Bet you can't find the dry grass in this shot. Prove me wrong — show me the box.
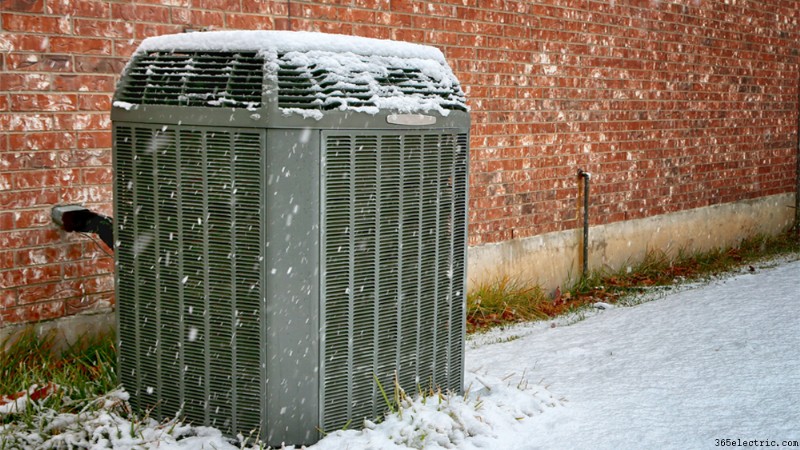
[467,231,800,333]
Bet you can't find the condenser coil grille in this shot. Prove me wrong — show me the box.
[115,124,264,434]
[320,131,468,431]
[117,52,264,108]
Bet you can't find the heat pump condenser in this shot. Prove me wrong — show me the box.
[112,30,469,446]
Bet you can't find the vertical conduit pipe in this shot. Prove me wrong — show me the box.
[795,86,800,232]
[578,169,591,278]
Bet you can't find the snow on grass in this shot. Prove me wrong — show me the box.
[0,389,254,450]
[312,372,560,450]
[1,374,559,450]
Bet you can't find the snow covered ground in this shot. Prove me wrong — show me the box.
[465,257,800,450]
[3,257,798,449]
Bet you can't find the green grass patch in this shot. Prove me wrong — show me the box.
[0,329,117,425]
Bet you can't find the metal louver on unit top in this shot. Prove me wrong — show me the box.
[116,51,265,108]
[276,53,468,111]
[113,30,470,447]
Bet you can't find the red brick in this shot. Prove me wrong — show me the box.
[0,288,18,309]
[77,93,112,111]
[0,252,13,272]
[1,152,60,171]
[93,273,114,291]
[82,167,112,185]
[58,148,111,167]
[4,263,61,288]
[1,301,64,325]
[136,0,189,6]
[314,21,351,35]
[5,53,73,72]
[225,13,274,30]
[10,94,78,112]
[190,10,224,27]
[52,75,114,92]
[9,132,78,151]
[49,37,113,55]
[45,0,110,18]
[76,131,111,149]
[133,23,184,39]
[339,8,376,23]
[1,13,70,33]
[6,113,59,132]
[353,24,390,39]
[111,3,170,22]
[298,4,337,20]
[0,212,13,230]
[242,0,286,15]
[0,228,60,250]
[2,0,44,13]
[0,269,24,290]
[73,56,126,74]
[68,113,110,131]
[0,188,59,209]
[73,19,134,38]
[0,73,51,91]
[63,257,112,279]
[114,40,139,58]
[60,184,112,204]
[13,207,57,228]
[196,0,240,11]
[17,280,82,305]
[65,291,114,315]
[273,17,290,30]
[389,0,420,14]
[12,169,77,189]
[0,33,49,52]
[15,246,60,267]
[170,8,192,25]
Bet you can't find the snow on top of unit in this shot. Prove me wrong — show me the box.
[135,30,447,63]
[275,49,465,118]
[127,31,467,117]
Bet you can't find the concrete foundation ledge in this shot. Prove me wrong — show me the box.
[0,311,115,354]
[468,193,796,293]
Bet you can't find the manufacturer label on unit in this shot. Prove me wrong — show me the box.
[387,114,437,126]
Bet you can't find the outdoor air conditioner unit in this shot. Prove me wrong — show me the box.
[111,31,469,446]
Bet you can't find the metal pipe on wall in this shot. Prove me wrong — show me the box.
[578,169,591,277]
[795,90,800,232]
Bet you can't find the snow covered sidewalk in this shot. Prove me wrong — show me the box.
[465,257,800,450]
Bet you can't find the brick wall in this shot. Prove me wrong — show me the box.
[1,0,799,327]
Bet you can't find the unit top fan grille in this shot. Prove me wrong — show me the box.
[117,51,264,108]
[276,51,468,114]
[116,48,467,116]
